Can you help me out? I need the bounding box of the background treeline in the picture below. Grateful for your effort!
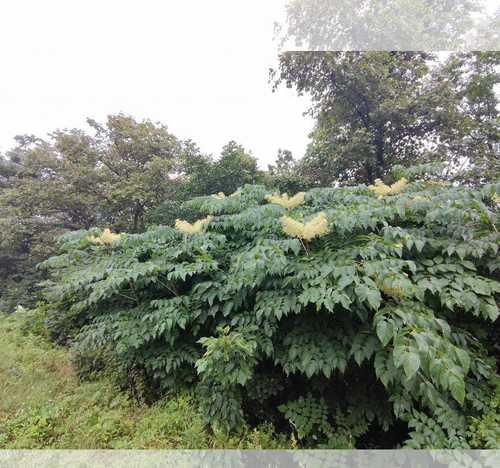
[0,51,499,311]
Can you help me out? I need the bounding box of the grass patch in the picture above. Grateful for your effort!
[0,313,290,449]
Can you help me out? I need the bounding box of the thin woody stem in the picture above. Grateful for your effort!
[299,238,309,255]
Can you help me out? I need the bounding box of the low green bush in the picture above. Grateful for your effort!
[39,168,500,448]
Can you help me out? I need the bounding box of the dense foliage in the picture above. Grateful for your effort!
[40,167,500,448]
[2,51,498,312]
[0,116,263,311]
[272,51,500,186]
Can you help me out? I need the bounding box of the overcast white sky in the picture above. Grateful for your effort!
[0,0,314,168]
[2,1,497,168]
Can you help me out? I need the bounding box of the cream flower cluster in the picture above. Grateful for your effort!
[88,228,121,245]
[281,212,329,241]
[175,216,213,234]
[266,192,306,209]
[368,177,408,196]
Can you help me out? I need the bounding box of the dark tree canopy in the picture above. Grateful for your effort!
[267,149,310,193]
[272,51,500,186]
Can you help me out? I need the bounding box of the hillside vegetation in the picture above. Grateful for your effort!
[0,313,289,449]
[36,166,500,448]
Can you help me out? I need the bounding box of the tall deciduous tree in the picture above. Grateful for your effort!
[267,149,310,193]
[178,140,262,197]
[428,52,500,183]
[0,115,191,309]
[210,140,262,194]
[85,115,187,232]
[150,140,264,225]
[272,51,499,185]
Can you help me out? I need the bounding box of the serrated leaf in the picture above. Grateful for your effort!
[392,344,406,368]
[450,378,465,405]
[455,348,471,373]
[376,320,393,347]
[414,239,425,253]
[402,351,420,380]
[481,302,499,321]
[337,274,355,290]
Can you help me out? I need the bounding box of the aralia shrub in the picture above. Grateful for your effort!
[40,166,500,448]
